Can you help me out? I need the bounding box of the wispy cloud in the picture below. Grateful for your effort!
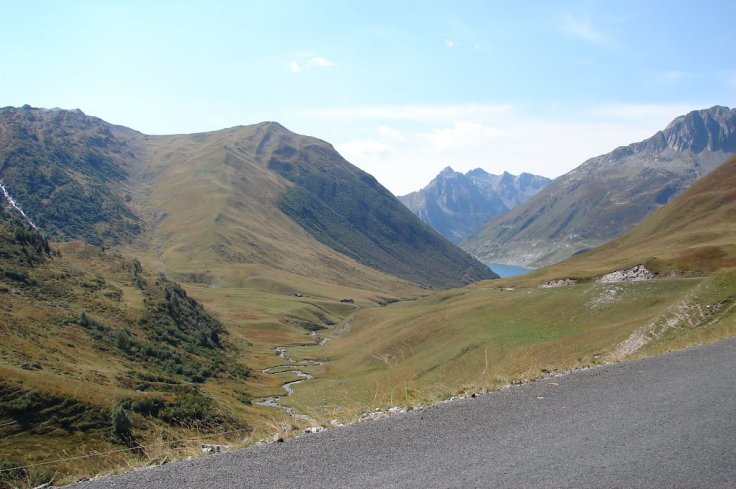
[288,53,335,74]
[296,103,512,122]
[316,102,700,195]
[418,122,510,151]
[559,12,614,48]
[661,70,690,83]
[307,56,334,68]
[445,39,457,48]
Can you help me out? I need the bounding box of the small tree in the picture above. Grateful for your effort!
[111,405,132,440]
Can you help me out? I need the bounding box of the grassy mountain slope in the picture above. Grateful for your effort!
[133,123,429,297]
[257,124,496,287]
[1,107,491,293]
[0,207,256,484]
[0,106,143,246]
[0,206,388,485]
[284,155,736,422]
[462,106,736,267]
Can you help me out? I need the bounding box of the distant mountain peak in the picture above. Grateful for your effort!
[399,168,550,244]
[465,168,489,178]
[258,120,289,132]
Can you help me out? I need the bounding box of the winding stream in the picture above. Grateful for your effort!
[256,347,322,423]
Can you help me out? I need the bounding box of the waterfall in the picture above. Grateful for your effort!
[0,180,37,229]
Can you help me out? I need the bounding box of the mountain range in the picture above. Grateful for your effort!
[398,168,550,243]
[3,103,736,486]
[0,106,495,290]
[461,106,736,267]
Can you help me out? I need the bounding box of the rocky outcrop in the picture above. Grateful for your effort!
[597,265,655,283]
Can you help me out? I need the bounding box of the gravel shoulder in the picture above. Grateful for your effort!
[70,337,736,489]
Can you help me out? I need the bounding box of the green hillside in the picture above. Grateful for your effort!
[0,207,258,485]
[0,106,142,246]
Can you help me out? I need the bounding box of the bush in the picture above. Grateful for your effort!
[111,404,132,439]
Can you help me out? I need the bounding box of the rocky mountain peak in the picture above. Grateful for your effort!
[438,166,459,178]
[662,105,736,153]
[399,167,550,244]
[465,168,490,178]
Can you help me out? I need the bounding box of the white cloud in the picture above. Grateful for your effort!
[377,124,404,141]
[559,13,614,47]
[307,102,698,195]
[307,56,334,68]
[337,139,395,158]
[287,54,334,74]
[296,103,512,122]
[445,39,457,48]
[418,122,510,151]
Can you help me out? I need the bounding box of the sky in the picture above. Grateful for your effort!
[2,1,736,195]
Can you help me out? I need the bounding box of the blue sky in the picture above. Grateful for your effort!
[2,1,735,194]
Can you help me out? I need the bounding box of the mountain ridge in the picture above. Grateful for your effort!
[0,106,495,289]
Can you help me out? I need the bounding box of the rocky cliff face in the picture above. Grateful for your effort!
[398,167,550,243]
[461,106,736,268]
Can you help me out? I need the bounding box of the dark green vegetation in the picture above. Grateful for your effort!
[462,106,736,267]
[0,211,253,486]
[265,125,496,288]
[0,106,142,246]
[75,272,247,384]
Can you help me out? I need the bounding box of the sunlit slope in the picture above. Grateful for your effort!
[0,208,256,481]
[287,273,735,419]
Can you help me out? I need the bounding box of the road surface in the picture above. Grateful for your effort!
[70,338,736,488]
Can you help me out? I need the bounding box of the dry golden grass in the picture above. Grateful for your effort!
[284,273,736,424]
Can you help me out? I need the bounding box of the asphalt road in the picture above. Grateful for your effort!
[71,338,736,488]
